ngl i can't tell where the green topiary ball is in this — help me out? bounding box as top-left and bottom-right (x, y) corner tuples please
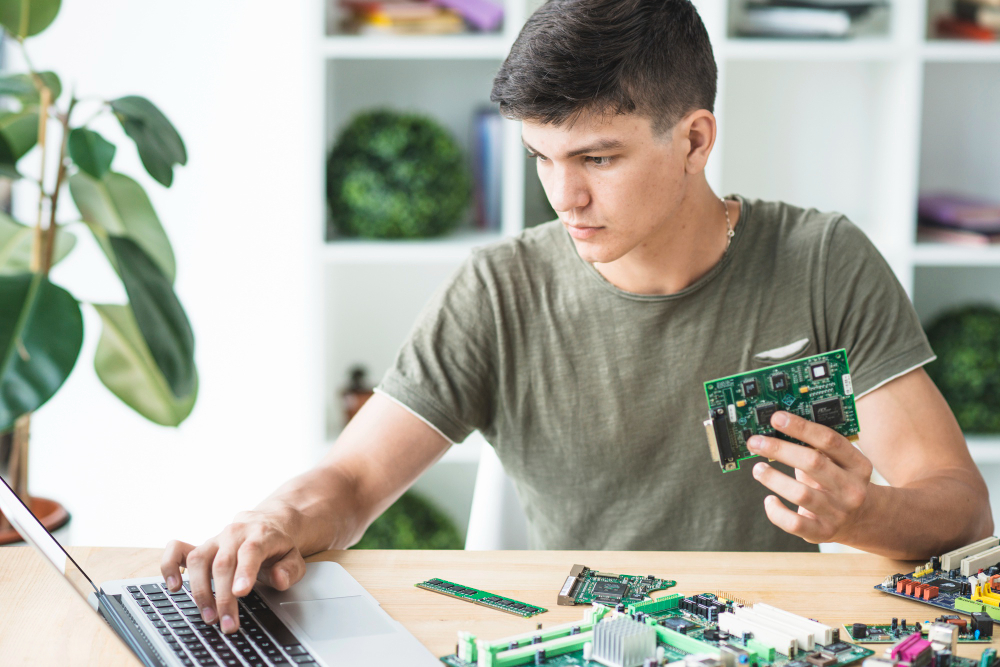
(351, 490), (463, 550)
(326, 110), (472, 239)
(925, 305), (1000, 434)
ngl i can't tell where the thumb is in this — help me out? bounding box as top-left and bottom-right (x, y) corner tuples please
(260, 549), (307, 591)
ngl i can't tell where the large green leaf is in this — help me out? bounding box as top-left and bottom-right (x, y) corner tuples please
(110, 96), (186, 188)
(68, 128), (115, 179)
(107, 235), (194, 399)
(0, 71), (61, 104)
(0, 272), (82, 431)
(0, 110), (38, 177)
(93, 303), (197, 426)
(0, 0), (61, 38)
(0, 212), (76, 274)
(68, 171), (175, 281)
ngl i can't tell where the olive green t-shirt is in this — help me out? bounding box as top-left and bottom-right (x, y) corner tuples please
(377, 194), (935, 551)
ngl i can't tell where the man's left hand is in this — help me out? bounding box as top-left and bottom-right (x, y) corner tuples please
(746, 410), (873, 544)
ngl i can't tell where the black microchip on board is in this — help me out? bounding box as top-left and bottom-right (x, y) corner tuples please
(823, 642), (853, 655)
(755, 403), (778, 429)
(771, 373), (789, 391)
(811, 397), (845, 427)
(742, 379), (759, 398)
(592, 581), (628, 601)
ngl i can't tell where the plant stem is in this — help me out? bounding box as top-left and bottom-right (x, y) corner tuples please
(9, 414), (31, 506)
(41, 96), (76, 275)
(29, 86), (51, 274)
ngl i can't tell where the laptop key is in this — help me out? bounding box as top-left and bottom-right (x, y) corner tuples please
(148, 593), (168, 601)
(127, 585), (141, 593)
(284, 646), (306, 656)
(176, 601), (198, 609)
(158, 627), (172, 636)
(197, 659), (217, 666)
(152, 599), (174, 608)
(169, 621), (189, 629)
(162, 613), (183, 622)
(291, 657), (315, 664)
(182, 607), (203, 616)
(141, 584), (162, 595)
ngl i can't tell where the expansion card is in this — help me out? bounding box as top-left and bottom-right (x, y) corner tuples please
(703, 349), (860, 472)
(556, 564), (676, 607)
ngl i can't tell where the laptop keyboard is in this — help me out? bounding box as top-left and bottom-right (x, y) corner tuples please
(127, 582), (319, 667)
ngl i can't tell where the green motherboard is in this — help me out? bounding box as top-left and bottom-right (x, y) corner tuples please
(703, 349), (860, 472)
(442, 593), (875, 667)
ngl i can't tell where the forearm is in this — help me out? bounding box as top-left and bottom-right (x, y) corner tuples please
(840, 472), (994, 560)
(245, 465), (368, 557)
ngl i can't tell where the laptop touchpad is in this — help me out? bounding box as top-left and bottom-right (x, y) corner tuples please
(280, 596), (394, 641)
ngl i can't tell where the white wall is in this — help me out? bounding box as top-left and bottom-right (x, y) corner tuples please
(8, 0), (318, 548)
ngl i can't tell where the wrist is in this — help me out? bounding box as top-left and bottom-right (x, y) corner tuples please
(833, 481), (880, 546)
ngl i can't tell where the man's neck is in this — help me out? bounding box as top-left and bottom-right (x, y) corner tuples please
(592, 186), (741, 296)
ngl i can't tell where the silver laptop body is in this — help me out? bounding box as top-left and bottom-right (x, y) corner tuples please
(0, 475), (439, 667)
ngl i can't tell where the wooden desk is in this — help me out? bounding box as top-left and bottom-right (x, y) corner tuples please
(0, 547), (990, 664)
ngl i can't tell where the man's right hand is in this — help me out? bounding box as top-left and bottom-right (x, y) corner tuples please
(160, 511), (306, 634)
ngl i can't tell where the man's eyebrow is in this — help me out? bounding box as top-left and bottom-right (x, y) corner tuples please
(521, 137), (626, 158)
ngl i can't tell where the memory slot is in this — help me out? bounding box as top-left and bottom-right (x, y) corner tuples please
(942, 537), (1000, 572)
(961, 545), (1000, 577)
(719, 611), (798, 657)
(750, 603), (834, 646)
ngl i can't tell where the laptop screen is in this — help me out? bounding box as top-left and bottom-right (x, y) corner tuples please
(0, 473), (146, 663)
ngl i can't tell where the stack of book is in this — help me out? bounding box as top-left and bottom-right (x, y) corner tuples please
(472, 110), (503, 231)
(338, 0), (503, 35)
(918, 193), (1000, 246)
(936, 1), (1000, 41)
(736, 0), (889, 38)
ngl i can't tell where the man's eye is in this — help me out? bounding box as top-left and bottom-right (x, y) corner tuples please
(587, 156), (612, 166)
(526, 151), (548, 162)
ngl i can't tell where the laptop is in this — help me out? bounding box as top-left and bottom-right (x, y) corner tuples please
(0, 475), (440, 667)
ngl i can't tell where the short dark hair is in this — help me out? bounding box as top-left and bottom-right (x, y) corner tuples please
(491, 0), (717, 134)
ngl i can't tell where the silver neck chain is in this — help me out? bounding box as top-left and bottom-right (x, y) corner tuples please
(722, 196), (734, 252)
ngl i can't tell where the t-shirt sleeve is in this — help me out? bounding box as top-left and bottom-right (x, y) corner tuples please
(821, 217), (935, 397)
(375, 252), (498, 444)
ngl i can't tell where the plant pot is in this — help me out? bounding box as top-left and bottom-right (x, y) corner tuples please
(0, 496), (70, 544)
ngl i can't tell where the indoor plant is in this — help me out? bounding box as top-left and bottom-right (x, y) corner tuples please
(0, 0), (196, 536)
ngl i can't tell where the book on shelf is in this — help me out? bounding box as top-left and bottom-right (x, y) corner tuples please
(917, 225), (1000, 246)
(917, 193), (1000, 246)
(736, 6), (853, 38)
(936, 15), (998, 39)
(471, 109), (503, 231)
(337, 0), (503, 35)
(954, 0), (1000, 30)
(745, 0), (888, 20)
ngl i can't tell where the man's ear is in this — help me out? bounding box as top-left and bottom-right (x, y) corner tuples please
(680, 109), (717, 175)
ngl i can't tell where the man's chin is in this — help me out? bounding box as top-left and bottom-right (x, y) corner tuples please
(570, 238), (623, 265)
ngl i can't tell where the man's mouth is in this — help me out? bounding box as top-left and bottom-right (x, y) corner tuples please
(563, 221), (604, 241)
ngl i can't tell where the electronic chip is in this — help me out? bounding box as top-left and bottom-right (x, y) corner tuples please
(661, 618), (692, 633)
(928, 578), (960, 594)
(742, 379), (759, 398)
(756, 403), (778, 429)
(822, 642), (853, 655)
(811, 397), (845, 427)
(810, 362), (830, 380)
(592, 581), (628, 601)
(771, 373), (789, 392)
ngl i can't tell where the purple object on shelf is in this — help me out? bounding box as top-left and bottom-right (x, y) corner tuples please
(431, 0), (504, 31)
(918, 193), (1000, 234)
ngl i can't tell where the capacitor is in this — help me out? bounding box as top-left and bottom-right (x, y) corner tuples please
(901, 619), (907, 632)
(534, 648), (546, 665)
(532, 635), (542, 644)
(583, 642), (593, 661)
(915, 623), (922, 634)
(570, 625), (580, 635)
(891, 618), (898, 633)
(509, 641), (519, 651)
(616, 604), (626, 613)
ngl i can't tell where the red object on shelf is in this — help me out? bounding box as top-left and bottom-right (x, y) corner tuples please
(935, 16), (998, 41)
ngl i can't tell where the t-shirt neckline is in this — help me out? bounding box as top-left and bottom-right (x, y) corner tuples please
(566, 193), (751, 302)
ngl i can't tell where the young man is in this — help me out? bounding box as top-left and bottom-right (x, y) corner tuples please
(163, 0), (991, 636)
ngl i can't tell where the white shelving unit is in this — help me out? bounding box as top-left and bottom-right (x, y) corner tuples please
(310, 0), (1000, 536)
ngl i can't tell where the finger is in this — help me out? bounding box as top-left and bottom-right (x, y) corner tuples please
(748, 435), (845, 485)
(233, 532), (294, 597)
(212, 539), (241, 634)
(762, 494), (825, 543)
(770, 411), (864, 470)
(753, 462), (823, 511)
(160, 540), (194, 592)
(185, 542), (220, 626)
(262, 548), (307, 591)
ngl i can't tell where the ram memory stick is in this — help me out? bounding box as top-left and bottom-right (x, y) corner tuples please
(703, 349), (860, 472)
(416, 578), (547, 618)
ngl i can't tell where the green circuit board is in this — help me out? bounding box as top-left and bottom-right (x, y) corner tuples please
(441, 594), (875, 667)
(556, 564), (676, 607)
(416, 578), (547, 618)
(704, 349), (860, 472)
(843, 622), (991, 643)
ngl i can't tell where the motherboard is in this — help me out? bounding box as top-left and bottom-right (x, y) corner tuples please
(556, 564), (676, 607)
(875, 537), (1000, 619)
(703, 349), (860, 472)
(442, 593), (875, 667)
(844, 617), (991, 643)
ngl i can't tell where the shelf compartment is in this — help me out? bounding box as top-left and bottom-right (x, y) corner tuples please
(922, 42), (1000, 63)
(913, 244), (1000, 266)
(321, 35), (512, 60)
(724, 38), (898, 62)
(321, 230), (504, 264)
